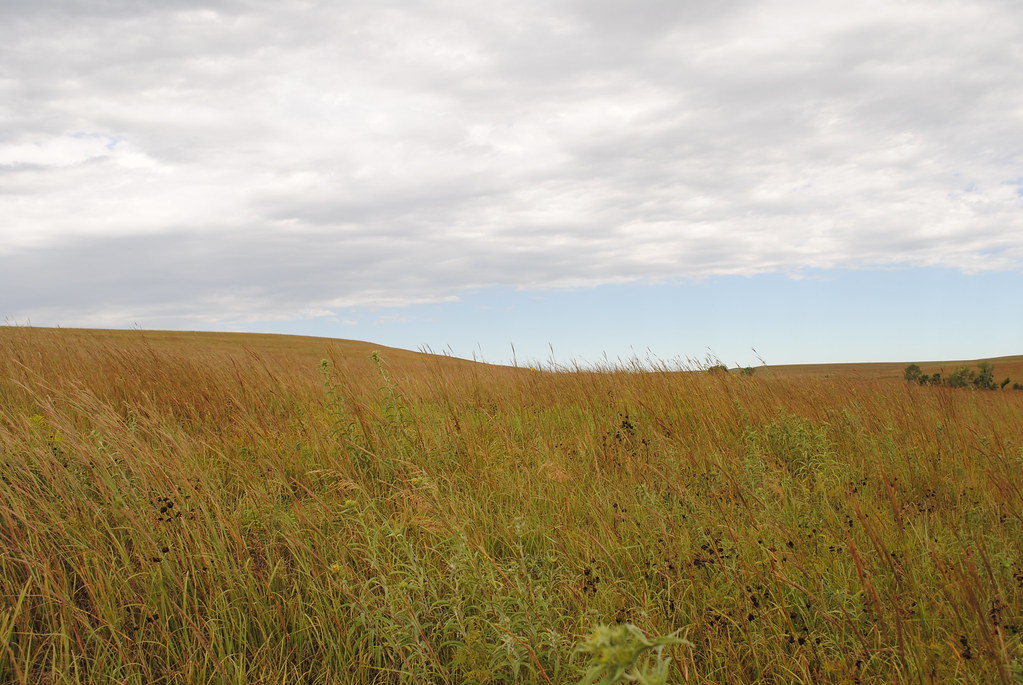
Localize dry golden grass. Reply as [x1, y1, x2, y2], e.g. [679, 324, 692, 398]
[1, 326, 1021, 683]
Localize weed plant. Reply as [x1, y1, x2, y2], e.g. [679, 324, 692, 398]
[0, 327, 1021, 683]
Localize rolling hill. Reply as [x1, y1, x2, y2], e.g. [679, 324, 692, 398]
[2, 325, 1019, 382]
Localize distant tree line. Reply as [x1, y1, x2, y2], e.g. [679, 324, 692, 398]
[904, 362, 1022, 390]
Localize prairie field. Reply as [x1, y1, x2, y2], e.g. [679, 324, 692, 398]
[1, 327, 1022, 683]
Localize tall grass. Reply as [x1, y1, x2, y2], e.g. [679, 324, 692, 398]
[1, 327, 1021, 683]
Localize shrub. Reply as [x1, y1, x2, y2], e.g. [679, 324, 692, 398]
[974, 362, 997, 390]
[948, 367, 975, 388]
[904, 364, 922, 383]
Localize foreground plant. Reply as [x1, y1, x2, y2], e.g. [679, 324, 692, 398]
[576, 624, 691, 685]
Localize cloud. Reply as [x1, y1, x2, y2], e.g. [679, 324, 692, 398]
[2, 0, 1022, 326]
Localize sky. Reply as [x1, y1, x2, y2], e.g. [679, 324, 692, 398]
[2, 0, 1021, 367]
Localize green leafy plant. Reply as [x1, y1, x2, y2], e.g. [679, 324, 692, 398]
[575, 624, 690, 685]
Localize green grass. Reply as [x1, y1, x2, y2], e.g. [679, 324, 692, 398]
[1, 327, 1021, 683]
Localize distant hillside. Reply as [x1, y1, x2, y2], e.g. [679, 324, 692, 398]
[757, 354, 1023, 382]
[0, 326, 501, 373]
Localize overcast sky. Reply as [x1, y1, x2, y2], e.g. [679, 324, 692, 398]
[2, 0, 1022, 365]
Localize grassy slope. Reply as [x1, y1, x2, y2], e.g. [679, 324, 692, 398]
[1, 327, 1022, 683]
[0, 326, 494, 372]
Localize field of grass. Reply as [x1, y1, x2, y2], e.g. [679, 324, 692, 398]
[1, 327, 1022, 683]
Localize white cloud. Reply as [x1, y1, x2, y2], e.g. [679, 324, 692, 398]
[2, 0, 1022, 326]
